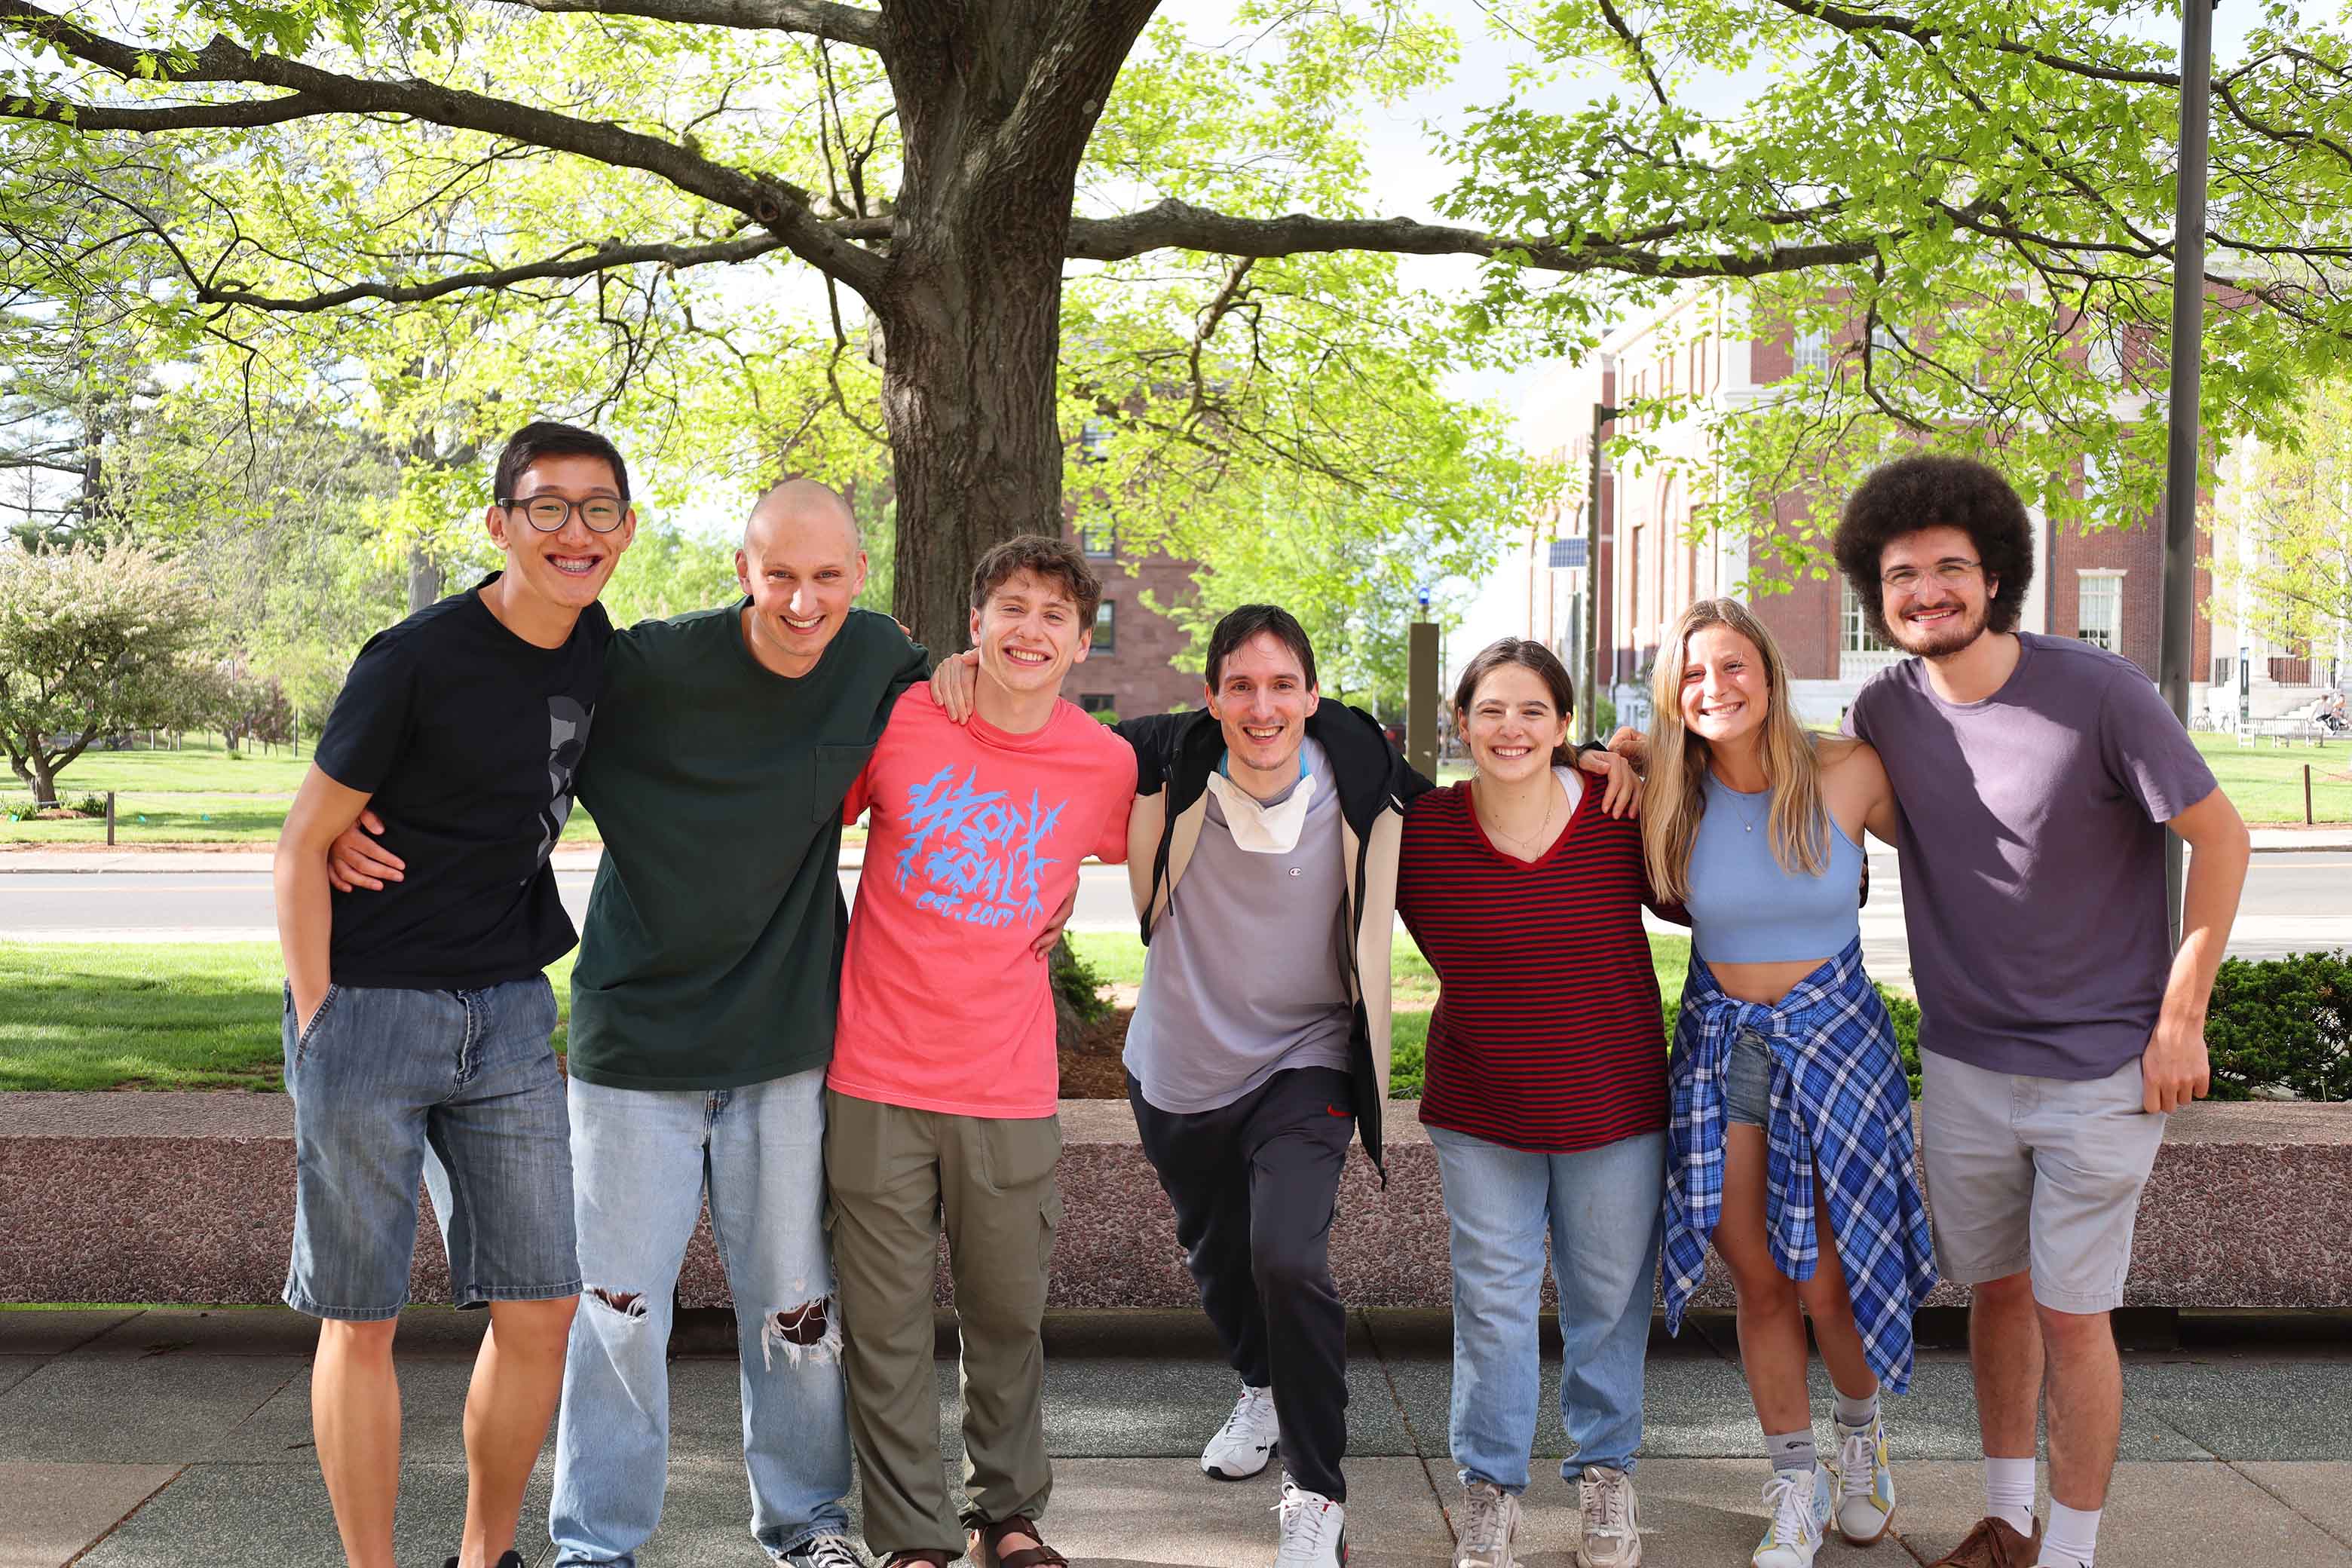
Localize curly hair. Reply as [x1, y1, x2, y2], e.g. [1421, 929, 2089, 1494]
[1832, 454, 2035, 643]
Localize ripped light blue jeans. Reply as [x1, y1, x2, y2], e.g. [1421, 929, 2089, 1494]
[549, 1066, 850, 1565]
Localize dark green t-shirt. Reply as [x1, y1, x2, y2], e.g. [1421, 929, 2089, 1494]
[565, 603, 927, 1090]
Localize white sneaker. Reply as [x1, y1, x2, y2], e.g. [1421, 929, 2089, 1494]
[1576, 1465, 1643, 1568]
[1274, 1476, 1348, 1566]
[1750, 1465, 1831, 1568]
[1830, 1413, 1897, 1544]
[1201, 1383, 1281, 1481]
[1453, 1478, 1521, 1568]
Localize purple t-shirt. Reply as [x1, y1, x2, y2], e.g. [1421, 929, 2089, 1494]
[1845, 632, 2217, 1081]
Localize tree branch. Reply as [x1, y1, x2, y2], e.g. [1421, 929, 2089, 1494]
[1062, 198, 1890, 279]
[988, 0, 1161, 186]
[510, 0, 880, 49]
[1759, 0, 2179, 87]
[194, 233, 789, 313]
[0, 0, 887, 293]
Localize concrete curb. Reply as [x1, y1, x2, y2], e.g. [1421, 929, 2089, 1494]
[3, 1094, 2347, 1312]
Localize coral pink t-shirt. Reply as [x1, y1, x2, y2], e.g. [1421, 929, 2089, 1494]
[828, 686, 1137, 1118]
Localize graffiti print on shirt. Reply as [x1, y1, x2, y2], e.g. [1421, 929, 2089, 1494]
[532, 695, 593, 874]
[895, 765, 1067, 929]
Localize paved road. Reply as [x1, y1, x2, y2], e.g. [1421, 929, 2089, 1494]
[0, 864, 1147, 942]
[5, 855, 2348, 982]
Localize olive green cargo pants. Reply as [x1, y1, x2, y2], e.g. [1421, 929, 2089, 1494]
[824, 1090, 1061, 1560]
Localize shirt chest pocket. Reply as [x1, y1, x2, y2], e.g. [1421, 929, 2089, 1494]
[813, 742, 876, 823]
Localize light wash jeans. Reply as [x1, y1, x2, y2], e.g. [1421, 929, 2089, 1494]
[1427, 1124, 1666, 1490]
[547, 1067, 850, 1566]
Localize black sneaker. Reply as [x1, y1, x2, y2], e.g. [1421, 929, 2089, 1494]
[442, 1554, 526, 1568]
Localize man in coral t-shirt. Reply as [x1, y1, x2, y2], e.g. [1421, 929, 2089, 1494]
[825, 534, 1135, 1568]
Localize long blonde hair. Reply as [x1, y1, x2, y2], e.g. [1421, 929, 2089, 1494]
[1641, 598, 1830, 904]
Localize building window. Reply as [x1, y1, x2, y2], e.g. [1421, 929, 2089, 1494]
[1793, 328, 1831, 375]
[1841, 579, 1891, 653]
[1078, 693, 1117, 716]
[1077, 520, 1116, 559]
[2077, 571, 2122, 651]
[1077, 419, 1113, 463]
[1092, 599, 1116, 654]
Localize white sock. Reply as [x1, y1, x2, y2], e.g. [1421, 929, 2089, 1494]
[1984, 1456, 2037, 1535]
[2038, 1502, 2100, 1568]
[1833, 1389, 1879, 1431]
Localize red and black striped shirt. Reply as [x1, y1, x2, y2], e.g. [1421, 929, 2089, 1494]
[1396, 779, 1671, 1154]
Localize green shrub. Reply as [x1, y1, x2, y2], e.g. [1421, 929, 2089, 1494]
[2205, 948, 2350, 1101]
[72, 792, 107, 817]
[1387, 955, 2352, 1107]
[1592, 694, 1619, 740]
[1050, 935, 1113, 1025]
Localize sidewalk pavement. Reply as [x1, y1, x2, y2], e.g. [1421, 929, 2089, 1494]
[3, 1308, 2347, 1567]
[4, 822, 2347, 875]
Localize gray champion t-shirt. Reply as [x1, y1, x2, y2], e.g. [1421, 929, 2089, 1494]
[1124, 739, 1355, 1114]
[1845, 632, 2218, 1081]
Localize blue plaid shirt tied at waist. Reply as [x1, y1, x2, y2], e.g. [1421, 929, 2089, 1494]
[1660, 938, 1937, 1392]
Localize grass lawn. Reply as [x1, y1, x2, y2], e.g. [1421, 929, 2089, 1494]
[2190, 733, 2352, 824]
[28, 737, 318, 793]
[0, 944, 581, 1092]
[0, 930, 1693, 1093]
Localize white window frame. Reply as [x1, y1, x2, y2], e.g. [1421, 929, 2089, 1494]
[1793, 328, 1831, 375]
[2077, 569, 2124, 652]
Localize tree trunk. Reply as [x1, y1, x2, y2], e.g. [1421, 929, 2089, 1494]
[877, 244, 1070, 663]
[869, 0, 1158, 666]
[26, 754, 57, 810]
[408, 545, 443, 615]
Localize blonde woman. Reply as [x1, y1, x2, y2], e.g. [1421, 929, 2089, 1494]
[1642, 599, 1935, 1568]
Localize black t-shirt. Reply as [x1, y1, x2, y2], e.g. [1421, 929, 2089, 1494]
[313, 574, 612, 989]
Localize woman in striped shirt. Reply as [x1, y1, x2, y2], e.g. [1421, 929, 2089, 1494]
[1397, 638, 1669, 1568]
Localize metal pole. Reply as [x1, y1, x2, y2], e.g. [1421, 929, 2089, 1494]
[1582, 394, 1619, 744]
[2162, 0, 2215, 942]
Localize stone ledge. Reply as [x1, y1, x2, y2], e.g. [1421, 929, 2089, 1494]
[2, 1093, 2345, 1310]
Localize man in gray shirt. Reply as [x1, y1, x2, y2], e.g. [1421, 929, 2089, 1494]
[933, 604, 1424, 1568]
[1833, 455, 2249, 1568]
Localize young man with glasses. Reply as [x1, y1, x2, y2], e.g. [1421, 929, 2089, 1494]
[332, 479, 926, 1568]
[274, 420, 632, 1568]
[1828, 455, 2249, 1568]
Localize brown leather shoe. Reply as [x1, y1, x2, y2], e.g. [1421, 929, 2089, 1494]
[1931, 1514, 2043, 1568]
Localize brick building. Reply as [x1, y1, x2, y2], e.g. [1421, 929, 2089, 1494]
[1059, 519, 1202, 721]
[1511, 289, 2216, 727]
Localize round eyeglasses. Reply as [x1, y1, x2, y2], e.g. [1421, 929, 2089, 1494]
[500, 495, 629, 534]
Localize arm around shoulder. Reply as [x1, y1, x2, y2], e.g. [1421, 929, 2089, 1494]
[1821, 734, 1898, 846]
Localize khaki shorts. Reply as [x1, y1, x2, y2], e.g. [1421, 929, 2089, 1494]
[1918, 1049, 2167, 1314]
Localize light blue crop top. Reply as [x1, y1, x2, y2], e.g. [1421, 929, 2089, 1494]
[1684, 772, 1864, 965]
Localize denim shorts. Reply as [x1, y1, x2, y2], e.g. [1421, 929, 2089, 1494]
[1722, 1028, 1776, 1128]
[283, 975, 580, 1321]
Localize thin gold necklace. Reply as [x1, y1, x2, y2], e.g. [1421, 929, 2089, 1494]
[1478, 776, 1559, 858]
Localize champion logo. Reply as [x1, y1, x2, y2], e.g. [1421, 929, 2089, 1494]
[1327, 1104, 1348, 1117]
